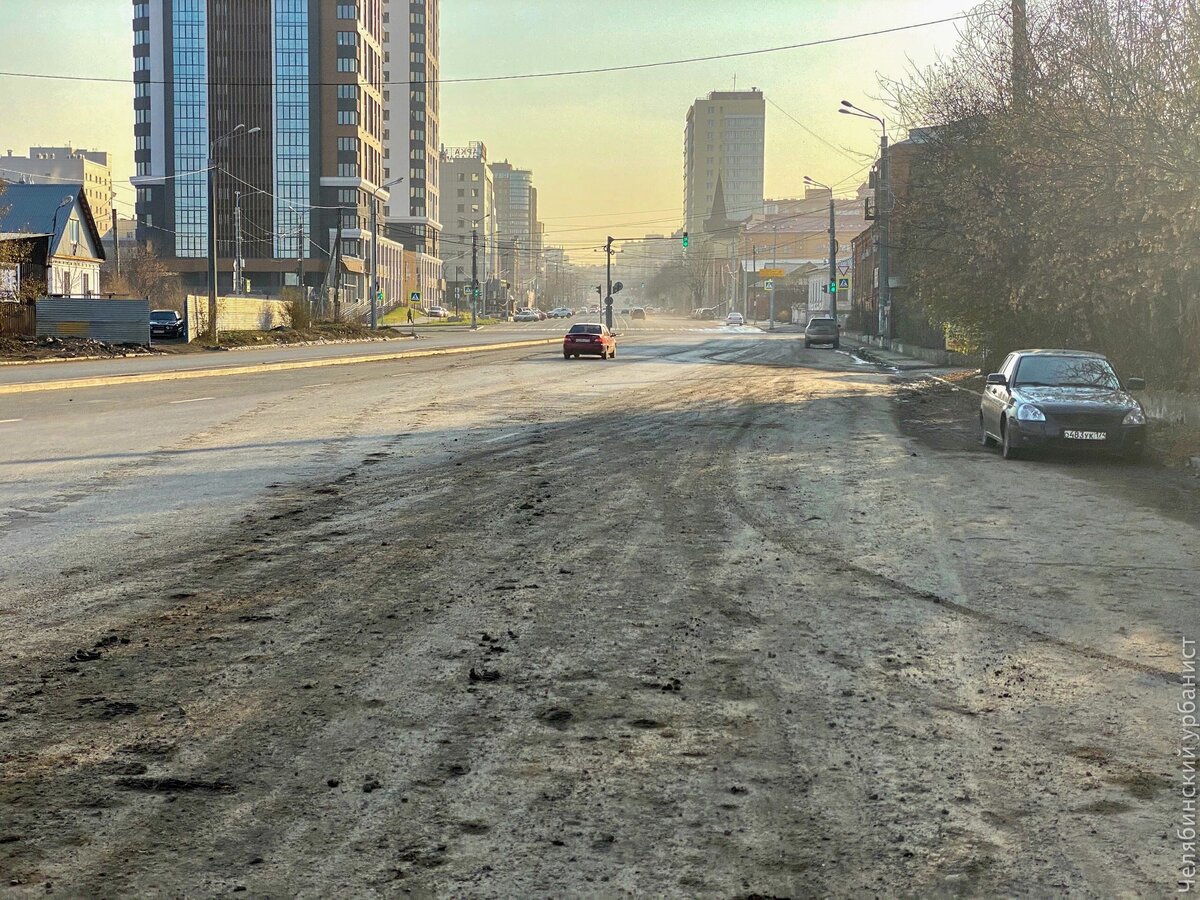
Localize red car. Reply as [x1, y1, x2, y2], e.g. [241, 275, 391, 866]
[563, 322, 616, 359]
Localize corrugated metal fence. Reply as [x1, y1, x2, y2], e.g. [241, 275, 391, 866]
[36, 298, 151, 345]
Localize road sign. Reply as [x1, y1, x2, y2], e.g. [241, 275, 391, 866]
[410, 291, 420, 303]
[837, 263, 850, 276]
[764, 279, 775, 291]
[838, 277, 850, 291]
[760, 268, 785, 279]
[454, 287, 461, 298]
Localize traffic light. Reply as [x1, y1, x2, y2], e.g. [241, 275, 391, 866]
[829, 281, 837, 294]
[681, 231, 689, 248]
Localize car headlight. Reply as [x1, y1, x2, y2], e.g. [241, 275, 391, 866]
[1015, 404, 1046, 422]
[1122, 407, 1146, 425]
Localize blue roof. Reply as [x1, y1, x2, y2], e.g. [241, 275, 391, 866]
[0, 182, 105, 260]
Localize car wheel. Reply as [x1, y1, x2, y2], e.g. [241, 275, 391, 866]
[979, 413, 996, 447]
[1000, 419, 1020, 460]
[804, 340, 811, 348]
[563, 352, 571, 359]
[832, 341, 840, 350]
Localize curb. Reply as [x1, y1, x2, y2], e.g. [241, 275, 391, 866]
[0, 338, 563, 396]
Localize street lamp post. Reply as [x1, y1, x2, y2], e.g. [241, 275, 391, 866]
[233, 186, 269, 296]
[804, 176, 838, 324]
[207, 124, 260, 343]
[839, 101, 889, 337]
[369, 176, 405, 330]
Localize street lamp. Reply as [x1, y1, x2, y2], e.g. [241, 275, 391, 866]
[839, 100, 890, 337]
[233, 186, 269, 295]
[804, 176, 839, 325]
[369, 176, 404, 329]
[207, 124, 261, 342]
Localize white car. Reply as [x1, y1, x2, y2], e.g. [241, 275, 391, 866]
[549, 307, 572, 318]
[514, 309, 541, 322]
[726, 312, 745, 326]
[426, 306, 450, 319]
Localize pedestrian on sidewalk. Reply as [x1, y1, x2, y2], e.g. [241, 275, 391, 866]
[406, 307, 414, 325]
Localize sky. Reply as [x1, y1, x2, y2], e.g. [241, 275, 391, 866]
[0, 0, 976, 253]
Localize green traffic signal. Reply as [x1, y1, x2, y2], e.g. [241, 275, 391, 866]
[682, 231, 688, 248]
[829, 281, 837, 294]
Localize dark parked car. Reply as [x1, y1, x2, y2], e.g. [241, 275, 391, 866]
[150, 309, 184, 339]
[804, 316, 839, 349]
[979, 349, 1147, 460]
[631, 307, 646, 320]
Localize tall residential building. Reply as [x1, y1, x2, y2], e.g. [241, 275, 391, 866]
[129, 0, 417, 306]
[0, 147, 115, 235]
[439, 141, 497, 309]
[491, 159, 541, 304]
[382, 0, 442, 306]
[683, 89, 765, 238]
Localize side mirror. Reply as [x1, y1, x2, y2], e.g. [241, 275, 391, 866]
[1126, 377, 1146, 391]
[985, 373, 1007, 386]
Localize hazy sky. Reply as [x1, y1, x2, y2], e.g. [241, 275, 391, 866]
[0, 0, 975, 251]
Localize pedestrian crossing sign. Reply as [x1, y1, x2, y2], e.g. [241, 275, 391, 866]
[838, 278, 850, 291]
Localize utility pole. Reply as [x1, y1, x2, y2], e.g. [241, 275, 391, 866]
[605, 235, 614, 331]
[827, 194, 838, 323]
[111, 208, 120, 280]
[751, 245, 757, 321]
[470, 225, 479, 330]
[234, 193, 243, 297]
[296, 225, 305, 302]
[369, 194, 379, 330]
[878, 131, 891, 338]
[206, 152, 218, 341]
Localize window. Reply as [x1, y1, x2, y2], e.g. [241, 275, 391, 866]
[336, 31, 357, 46]
[337, 57, 358, 73]
[337, 110, 358, 125]
[68, 218, 80, 245]
[336, 3, 357, 19]
[338, 162, 357, 177]
[337, 84, 358, 99]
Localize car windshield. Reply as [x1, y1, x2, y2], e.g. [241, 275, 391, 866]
[808, 318, 835, 327]
[1014, 355, 1119, 389]
[150, 311, 177, 322]
[568, 324, 602, 334]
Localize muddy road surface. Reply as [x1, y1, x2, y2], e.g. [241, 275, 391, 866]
[1, 329, 1193, 895]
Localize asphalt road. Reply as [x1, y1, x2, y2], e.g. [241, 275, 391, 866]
[0, 313, 698, 388]
[0, 324, 1193, 896]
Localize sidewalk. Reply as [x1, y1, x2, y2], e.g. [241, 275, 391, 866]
[843, 330, 983, 371]
[848, 342, 947, 371]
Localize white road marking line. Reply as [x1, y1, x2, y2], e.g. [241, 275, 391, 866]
[309, 382, 334, 387]
[0, 418, 22, 423]
[482, 431, 521, 444]
[169, 397, 216, 405]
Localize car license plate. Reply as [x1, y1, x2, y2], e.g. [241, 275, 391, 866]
[1063, 430, 1107, 441]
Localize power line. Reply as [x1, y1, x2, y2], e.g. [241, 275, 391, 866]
[0, 15, 973, 88]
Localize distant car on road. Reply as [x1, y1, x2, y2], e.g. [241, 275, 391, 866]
[804, 317, 840, 349]
[725, 312, 744, 327]
[563, 322, 616, 360]
[150, 309, 184, 339]
[631, 308, 646, 320]
[515, 309, 541, 322]
[425, 305, 450, 318]
[979, 349, 1147, 461]
[548, 307, 572, 318]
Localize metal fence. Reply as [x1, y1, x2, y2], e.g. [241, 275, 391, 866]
[35, 298, 151, 344]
